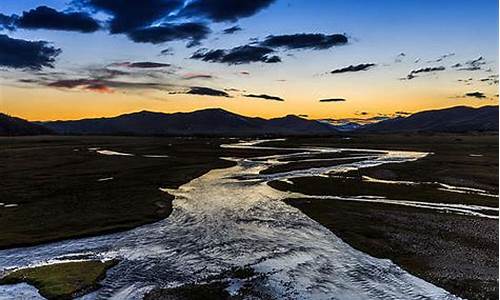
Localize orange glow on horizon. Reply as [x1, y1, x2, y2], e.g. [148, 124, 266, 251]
[1, 84, 498, 122]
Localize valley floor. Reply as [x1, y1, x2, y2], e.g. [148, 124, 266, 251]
[0, 133, 497, 299]
[0, 136, 293, 249]
[266, 133, 499, 300]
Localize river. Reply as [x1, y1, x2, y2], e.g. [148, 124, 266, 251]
[0, 139, 469, 299]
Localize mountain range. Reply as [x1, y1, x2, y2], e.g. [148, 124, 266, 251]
[0, 113, 53, 136]
[41, 108, 338, 136]
[360, 105, 498, 133]
[0, 106, 497, 136]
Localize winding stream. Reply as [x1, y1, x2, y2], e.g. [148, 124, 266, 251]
[0, 139, 482, 299]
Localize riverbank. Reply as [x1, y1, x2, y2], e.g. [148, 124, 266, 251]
[0, 260, 117, 299]
[267, 133, 498, 299]
[1, 134, 497, 299]
[0, 136, 297, 249]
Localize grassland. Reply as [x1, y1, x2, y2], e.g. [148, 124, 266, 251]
[267, 133, 498, 300]
[0, 260, 116, 299]
[0, 136, 293, 249]
[262, 133, 499, 192]
[1, 133, 497, 299]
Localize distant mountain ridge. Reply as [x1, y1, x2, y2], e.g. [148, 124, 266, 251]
[42, 108, 338, 136]
[0, 113, 53, 136]
[359, 106, 498, 133]
[2, 105, 497, 137]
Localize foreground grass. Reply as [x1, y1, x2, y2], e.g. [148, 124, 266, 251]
[0, 260, 117, 299]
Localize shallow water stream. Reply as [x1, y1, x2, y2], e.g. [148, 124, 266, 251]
[0, 139, 471, 299]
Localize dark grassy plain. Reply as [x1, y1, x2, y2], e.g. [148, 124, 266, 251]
[262, 133, 499, 192]
[266, 133, 499, 300]
[1, 133, 498, 300]
[0, 135, 296, 249]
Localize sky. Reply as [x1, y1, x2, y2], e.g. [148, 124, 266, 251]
[0, 0, 498, 121]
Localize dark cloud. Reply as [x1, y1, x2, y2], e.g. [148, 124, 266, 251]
[452, 56, 486, 71]
[186, 86, 230, 97]
[46, 77, 171, 92]
[125, 62, 171, 68]
[18, 79, 38, 83]
[404, 66, 445, 80]
[182, 73, 213, 80]
[191, 45, 279, 65]
[395, 111, 411, 115]
[224, 88, 241, 92]
[404, 73, 416, 80]
[244, 94, 284, 101]
[410, 66, 445, 74]
[265, 55, 281, 63]
[0, 13, 18, 31]
[87, 67, 130, 80]
[223, 25, 242, 34]
[48, 79, 114, 93]
[437, 52, 454, 61]
[17, 6, 100, 33]
[186, 39, 202, 48]
[78, 0, 182, 34]
[47, 78, 97, 88]
[465, 91, 486, 99]
[159, 47, 173, 56]
[126, 22, 211, 44]
[330, 63, 376, 74]
[180, 0, 275, 22]
[427, 52, 455, 63]
[479, 75, 499, 85]
[260, 33, 348, 50]
[468, 56, 485, 65]
[457, 77, 473, 85]
[319, 98, 346, 102]
[395, 52, 405, 63]
[355, 111, 369, 116]
[0, 34, 61, 70]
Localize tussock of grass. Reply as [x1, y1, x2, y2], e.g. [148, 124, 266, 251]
[0, 260, 117, 299]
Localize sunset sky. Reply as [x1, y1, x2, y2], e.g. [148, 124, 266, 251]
[0, 0, 498, 121]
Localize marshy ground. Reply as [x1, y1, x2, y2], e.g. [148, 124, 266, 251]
[0, 134, 497, 299]
[266, 133, 499, 300]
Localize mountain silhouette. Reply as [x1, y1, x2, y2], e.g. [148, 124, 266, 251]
[0, 113, 53, 136]
[360, 106, 498, 133]
[42, 108, 338, 136]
